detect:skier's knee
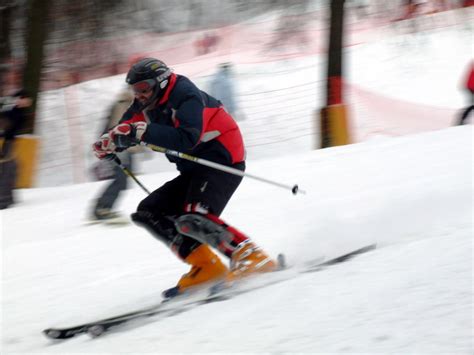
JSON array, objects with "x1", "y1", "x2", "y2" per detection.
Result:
[
  {"x1": 175, "y1": 213, "x2": 226, "y2": 248},
  {"x1": 131, "y1": 210, "x2": 176, "y2": 240},
  {"x1": 131, "y1": 210, "x2": 154, "y2": 226},
  {"x1": 132, "y1": 210, "x2": 174, "y2": 227}
]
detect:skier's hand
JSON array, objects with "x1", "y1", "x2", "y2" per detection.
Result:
[
  {"x1": 109, "y1": 122, "x2": 147, "y2": 149},
  {"x1": 92, "y1": 133, "x2": 116, "y2": 159}
]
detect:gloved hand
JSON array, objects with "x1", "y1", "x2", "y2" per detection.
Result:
[
  {"x1": 109, "y1": 122, "x2": 147, "y2": 150},
  {"x1": 92, "y1": 133, "x2": 116, "y2": 160}
]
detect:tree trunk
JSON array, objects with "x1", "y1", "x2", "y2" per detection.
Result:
[
  {"x1": 21, "y1": 0, "x2": 51, "y2": 134},
  {"x1": 0, "y1": 2, "x2": 13, "y2": 96},
  {"x1": 0, "y1": 2, "x2": 12, "y2": 61}
]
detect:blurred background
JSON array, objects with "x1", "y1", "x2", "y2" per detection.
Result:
[{"x1": 0, "y1": 0, "x2": 472, "y2": 188}]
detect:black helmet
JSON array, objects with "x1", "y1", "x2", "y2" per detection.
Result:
[{"x1": 126, "y1": 58, "x2": 172, "y2": 108}]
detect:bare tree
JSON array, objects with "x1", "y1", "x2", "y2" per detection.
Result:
[
  {"x1": 0, "y1": 1, "x2": 13, "y2": 61},
  {"x1": 21, "y1": 0, "x2": 51, "y2": 133},
  {"x1": 0, "y1": 0, "x2": 15, "y2": 96}
]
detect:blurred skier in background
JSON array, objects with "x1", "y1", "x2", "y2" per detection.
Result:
[
  {"x1": 92, "y1": 58, "x2": 276, "y2": 296},
  {"x1": 208, "y1": 62, "x2": 242, "y2": 120},
  {"x1": 90, "y1": 88, "x2": 136, "y2": 223},
  {"x1": 0, "y1": 89, "x2": 32, "y2": 209}
]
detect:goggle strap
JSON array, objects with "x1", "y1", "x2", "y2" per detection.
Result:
[{"x1": 156, "y1": 69, "x2": 171, "y2": 84}]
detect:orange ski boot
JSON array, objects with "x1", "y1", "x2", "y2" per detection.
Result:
[
  {"x1": 227, "y1": 240, "x2": 277, "y2": 282},
  {"x1": 176, "y1": 244, "x2": 229, "y2": 293}
]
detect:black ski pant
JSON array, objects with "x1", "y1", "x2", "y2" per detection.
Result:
[{"x1": 132, "y1": 162, "x2": 245, "y2": 259}]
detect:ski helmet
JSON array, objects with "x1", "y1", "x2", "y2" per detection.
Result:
[{"x1": 126, "y1": 58, "x2": 172, "y2": 108}]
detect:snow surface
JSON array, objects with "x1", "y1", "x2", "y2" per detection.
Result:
[
  {"x1": 2, "y1": 126, "x2": 472, "y2": 354},
  {"x1": 2, "y1": 7, "x2": 473, "y2": 355}
]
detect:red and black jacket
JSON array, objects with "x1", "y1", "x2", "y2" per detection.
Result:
[{"x1": 121, "y1": 74, "x2": 245, "y2": 173}]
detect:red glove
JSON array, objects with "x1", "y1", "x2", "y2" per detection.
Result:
[
  {"x1": 92, "y1": 133, "x2": 116, "y2": 159},
  {"x1": 109, "y1": 122, "x2": 147, "y2": 149}
]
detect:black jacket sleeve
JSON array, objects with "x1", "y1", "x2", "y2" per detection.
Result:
[{"x1": 143, "y1": 98, "x2": 202, "y2": 151}]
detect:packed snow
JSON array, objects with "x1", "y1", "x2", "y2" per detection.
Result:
[
  {"x1": 2, "y1": 125, "x2": 472, "y2": 353},
  {"x1": 2, "y1": 7, "x2": 473, "y2": 355}
]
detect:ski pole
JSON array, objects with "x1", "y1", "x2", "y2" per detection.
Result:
[
  {"x1": 111, "y1": 155, "x2": 151, "y2": 195},
  {"x1": 139, "y1": 142, "x2": 306, "y2": 195}
]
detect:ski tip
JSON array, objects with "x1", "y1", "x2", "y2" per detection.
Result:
[
  {"x1": 162, "y1": 286, "x2": 181, "y2": 300},
  {"x1": 43, "y1": 328, "x2": 61, "y2": 339}
]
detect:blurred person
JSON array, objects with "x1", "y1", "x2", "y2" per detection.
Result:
[
  {"x1": 393, "y1": 0, "x2": 426, "y2": 33},
  {"x1": 208, "y1": 62, "x2": 242, "y2": 120},
  {"x1": 194, "y1": 32, "x2": 220, "y2": 55},
  {"x1": 0, "y1": 89, "x2": 32, "y2": 209},
  {"x1": 92, "y1": 58, "x2": 276, "y2": 296},
  {"x1": 458, "y1": 61, "x2": 474, "y2": 125},
  {"x1": 91, "y1": 54, "x2": 147, "y2": 223},
  {"x1": 90, "y1": 88, "x2": 136, "y2": 223}
]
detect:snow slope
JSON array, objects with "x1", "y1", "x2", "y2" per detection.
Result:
[{"x1": 2, "y1": 125, "x2": 472, "y2": 354}]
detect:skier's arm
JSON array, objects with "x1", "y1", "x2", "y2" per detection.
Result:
[
  {"x1": 142, "y1": 98, "x2": 203, "y2": 151},
  {"x1": 118, "y1": 97, "x2": 204, "y2": 152}
]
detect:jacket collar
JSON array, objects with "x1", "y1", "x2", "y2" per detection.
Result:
[{"x1": 158, "y1": 73, "x2": 177, "y2": 105}]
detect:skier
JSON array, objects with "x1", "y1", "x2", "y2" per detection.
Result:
[
  {"x1": 90, "y1": 88, "x2": 136, "y2": 223},
  {"x1": 92, "y1": 58, "x2": 276, "y2": 295},
  {"x1": 207, "y1": 62, "x2": 240, "y2": 120},
  {"x1": 0, "y1": 89, "x2": 32, "y2": 209}
]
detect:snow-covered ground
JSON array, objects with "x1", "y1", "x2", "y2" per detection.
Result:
[
  {"x1": 2, "y1": 125, "x2": 472, "y2": 354},
  {"x1": 2, "y1": 7, "x2": 473, "y2": 355}
]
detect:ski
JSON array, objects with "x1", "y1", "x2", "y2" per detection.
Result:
[
  {"x1": 206, "y1": 244, "x2": 377, "y2": 301},
  {"x1": 42, "y1": 285, "x2": 218, "y2": 340},
  {"x1": 43, "y1": 244, "x2": 376, "y2": 340},
  {"x1": 83, "y1": 216, "x2": 131, "y2": 226},
  {"x1": 302, "y1": 243, "x2": 377, "y2": 272}
]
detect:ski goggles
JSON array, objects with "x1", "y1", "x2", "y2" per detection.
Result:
[{"x1": 131, "y1": 79, "x2": 156, "y2": 94}]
